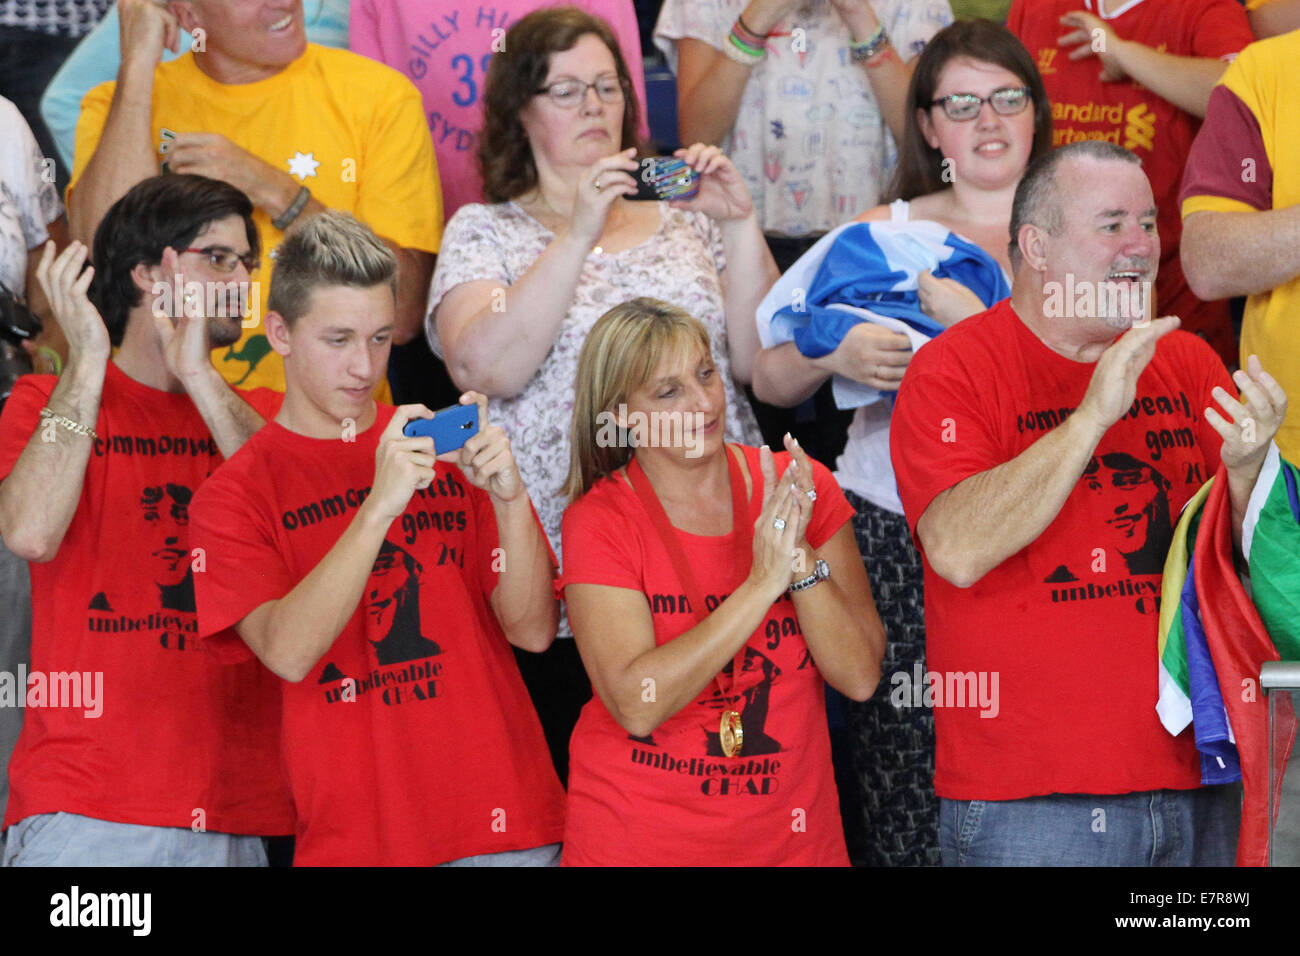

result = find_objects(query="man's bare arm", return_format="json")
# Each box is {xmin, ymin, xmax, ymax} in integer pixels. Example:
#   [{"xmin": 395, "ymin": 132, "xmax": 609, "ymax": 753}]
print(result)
[
  {"xmin": 236, "ymin": 494, "xmax": 394, "ymax": 682},
  {"xmin": 0, "ymin": 243, "xmax": 109, "ymax": 561},
  {"xmin": 916, "ymin": 317, "xmax": 1180, "ymax": 587},
  {"xmin": 917, "ymin": 406, "xmax": 1104, "ymax": 588},
  {"xmin": 383, "ymin": 243, "xmax": 434, "ymax": 346},
  {"xmin": 1182, "ymin": 207, "xmax": 1300, "ymax": 301},
  {"xmin": 68, "ymin": 0, "xmax": 178, "ymax": 244}
]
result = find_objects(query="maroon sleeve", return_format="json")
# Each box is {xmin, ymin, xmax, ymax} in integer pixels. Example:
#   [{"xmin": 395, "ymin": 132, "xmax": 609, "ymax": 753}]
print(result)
[
  {"xmin": 1180, "ymin": 85, "xmax": 1272, "ymax": 213},
  {"xmin": 1188, "ymin": 0, "xmax": 1255, "ymax": 60},
  {"xmin": 0, "ymin": 375, "xmax": 57, "ymax": 481}
]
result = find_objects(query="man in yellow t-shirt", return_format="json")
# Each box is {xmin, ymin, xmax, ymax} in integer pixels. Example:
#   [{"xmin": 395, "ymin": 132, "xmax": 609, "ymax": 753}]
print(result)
[
  {"xmin": 1181, "ymin": 30, "xmax": 1298, "ymax": 461},
  {"xmin": 67, "ymin": 0, "xmax": 442, "ymax": 395}
]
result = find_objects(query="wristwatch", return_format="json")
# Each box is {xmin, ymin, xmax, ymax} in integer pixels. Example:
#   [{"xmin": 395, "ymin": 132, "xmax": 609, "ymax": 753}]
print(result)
[{"xmin": 790, "ymin": 559, "xmax": 830, "ymax": 592}]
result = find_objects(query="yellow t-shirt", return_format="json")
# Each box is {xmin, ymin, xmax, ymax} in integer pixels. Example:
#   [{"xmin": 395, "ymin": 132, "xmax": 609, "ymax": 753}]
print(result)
[
  {"xmin": 70, "ymin": 44, "xmax": 443, "ymax": 395},
  {"xmin": 1181, "ymin": 31, "xmax": 1300, "ymax": 461}
]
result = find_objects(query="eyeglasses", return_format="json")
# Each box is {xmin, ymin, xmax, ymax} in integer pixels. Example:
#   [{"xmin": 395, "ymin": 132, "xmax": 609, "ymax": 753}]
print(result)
[
  {"xmin": 929, "ymin": 86, "xmax": 1032, "ymax": 121},
  {"xmin": 534, "ymin": 76, "xmax": 625, "ymax": 109},
  {"xmin": 180, "ymin": 246, "xmax": 259, "ymax": 274}
]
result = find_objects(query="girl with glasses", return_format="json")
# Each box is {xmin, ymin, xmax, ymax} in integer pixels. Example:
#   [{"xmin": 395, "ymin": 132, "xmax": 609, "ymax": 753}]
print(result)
[{"xmin": 749, "ymin": 19, "xmax": 1052, "ymax": 866}]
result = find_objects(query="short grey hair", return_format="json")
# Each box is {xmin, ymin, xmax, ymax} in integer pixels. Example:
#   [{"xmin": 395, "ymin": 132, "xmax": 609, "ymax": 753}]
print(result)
[
  {"xmin": 1008, "ymin": 141, "xmax": 1142, "ymax": 268},
  {"xmin": 267, "ymin": 210, "xmax": 398, "ymax": 326}
]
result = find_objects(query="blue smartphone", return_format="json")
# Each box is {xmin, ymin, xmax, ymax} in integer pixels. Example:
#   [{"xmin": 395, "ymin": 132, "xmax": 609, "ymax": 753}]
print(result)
[{"xmin": 402, "ymin": 403, "xmax": 479, "ymax": 454}]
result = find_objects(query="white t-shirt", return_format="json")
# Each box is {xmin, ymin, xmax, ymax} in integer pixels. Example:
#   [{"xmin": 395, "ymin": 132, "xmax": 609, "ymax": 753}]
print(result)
[
  {"xmin": 654, "ymin": 0, "xmax": 953, "ymax": 237},
  {"xmin": 0, "ymin": 95, "xmax": 60, "ymax": 296},
  {"xmin": 834, "ymin": 200, "xmax": 1011, "ymax": 514}
]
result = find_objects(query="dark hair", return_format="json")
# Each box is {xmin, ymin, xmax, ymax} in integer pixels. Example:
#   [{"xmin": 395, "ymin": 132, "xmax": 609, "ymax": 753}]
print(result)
[
  {"xmin": 478, "ymin": 5, "xmax": 640, "ymax": 203},
  {"xmin": 1008, "ymin": 140, "xmax": 1142, "ymax": 267},
  {"xmin": 90, "ymin": 174, "xmax": 258, "ymax": 346},
  {"xmin": 267, "ymin": 210, "xmax": 397, "ymax": 326},
  {"xmin": 887, "ymin": 20, "xmax": 1052, "ymax": 203}
]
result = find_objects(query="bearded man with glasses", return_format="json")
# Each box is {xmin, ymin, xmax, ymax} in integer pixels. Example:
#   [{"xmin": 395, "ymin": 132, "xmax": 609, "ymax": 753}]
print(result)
[{"xmin": 0, "ymin": 174, "xmax": 293, "ymax": 867}]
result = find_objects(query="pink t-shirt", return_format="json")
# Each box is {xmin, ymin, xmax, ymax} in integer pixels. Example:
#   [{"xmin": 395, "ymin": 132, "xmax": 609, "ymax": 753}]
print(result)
[{"xmin": 350, "ymin": 0, "xmax": 650, "ymax": 219}]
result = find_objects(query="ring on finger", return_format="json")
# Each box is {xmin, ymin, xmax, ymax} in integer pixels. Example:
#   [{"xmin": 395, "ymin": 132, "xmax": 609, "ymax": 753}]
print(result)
[
  {"xmin": 806, "ymin": 488, "xmax": 817, "ymax": 502},
  {"xmin": 773, "ymin": 517, "xmax": 787, "ymax": 532},
  {"xmin": 593, "ymin": 177, "xmax": 603, "ymax": 193}
]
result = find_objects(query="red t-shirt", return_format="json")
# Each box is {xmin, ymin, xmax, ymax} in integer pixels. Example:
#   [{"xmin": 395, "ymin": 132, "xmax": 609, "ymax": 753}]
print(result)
[
  {"xmin": 559, "ymin": 445, "xmax": 856, "ymax": 866},
  {"xmin": 0, "ymin": 362, "xmax": 292, "ymax": 835},
  {"xmin": 1007, "ymin": 0, "xmax": 1253, "ymax": 365},
  {"xmin": 190, "ymin": 405, "xmax": 566, "ymax": 866},
  {"xmin": 890, "ymin": 299, "xmax": 1234, "ymax": 799}
]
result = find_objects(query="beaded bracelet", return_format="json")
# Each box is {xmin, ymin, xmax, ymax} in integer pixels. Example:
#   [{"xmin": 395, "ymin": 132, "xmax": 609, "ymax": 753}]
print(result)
[
  {"xmin": 725, "ymin": 28, "xmax": 764, "ymax": 64},
  {"xmin": 734, "ymin": 13, "xmax": 767, "ymax": 47},
  {"xmin": 850, "ymin": 23, "xmax": 891, "ymax": 63},
  {"xmin": 725, "ymin": 16, "xmax": 766, "ymax": 64}
]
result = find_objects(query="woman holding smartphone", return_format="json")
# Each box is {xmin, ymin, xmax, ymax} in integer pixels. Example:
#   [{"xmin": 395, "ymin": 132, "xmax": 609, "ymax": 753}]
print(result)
[
  {"xmin": 427, "ymin": 6, "xmax": 777, "ymax": 781},
  {"xmin": 558, "ymin": 298, "xmax": 884, "ymax": 865}
]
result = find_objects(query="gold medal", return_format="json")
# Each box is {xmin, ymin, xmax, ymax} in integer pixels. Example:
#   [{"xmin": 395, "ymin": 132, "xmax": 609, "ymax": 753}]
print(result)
[{"xmin": 719, "ymin": 710, "xmax": 744, "ymax": 757}]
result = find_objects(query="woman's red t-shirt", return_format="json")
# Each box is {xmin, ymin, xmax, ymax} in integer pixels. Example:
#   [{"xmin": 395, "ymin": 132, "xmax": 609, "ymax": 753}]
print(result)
[{"xmin": 560, "ymin": 445, "xmax": 856, "ymax": 866}]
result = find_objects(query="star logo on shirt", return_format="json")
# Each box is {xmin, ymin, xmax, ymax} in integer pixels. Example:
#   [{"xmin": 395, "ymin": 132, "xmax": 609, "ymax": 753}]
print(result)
[{"xmin": 287, "ymin": 151, "xmax": 320, "ymax": 180}]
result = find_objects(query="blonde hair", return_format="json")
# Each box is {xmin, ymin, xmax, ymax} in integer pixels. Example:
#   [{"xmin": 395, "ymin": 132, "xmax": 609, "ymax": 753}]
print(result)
[
  {"xmin": 267, "ymin": 210, "xmax": 398, "ymax": 325},
  {"xmin": 563, "ymin": 298, "xmax": 714, "ymax": 501}
]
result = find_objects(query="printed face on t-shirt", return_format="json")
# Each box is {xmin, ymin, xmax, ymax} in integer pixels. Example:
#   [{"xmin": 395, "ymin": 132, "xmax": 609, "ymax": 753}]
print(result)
[
  {"xmin": 364, "ymin": 540, "xmax": 441, "ymax": 667},
  {"xmin": 1083, "ymin": 452, "xmax": 1172, "ymax": 575},
  {"xmin": 140, "ymin": 482, "xmax": 195, "ymax": 609}
]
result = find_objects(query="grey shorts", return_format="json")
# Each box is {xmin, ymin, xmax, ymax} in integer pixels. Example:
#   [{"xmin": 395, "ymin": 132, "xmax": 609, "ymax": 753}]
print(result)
[
  {"xmin": 438, "ymin": 842, "xmax": 562, "ymax": 867},
  {"xmin": 2, "ymin": 812, "xmax": 269, "ymax": 867}
]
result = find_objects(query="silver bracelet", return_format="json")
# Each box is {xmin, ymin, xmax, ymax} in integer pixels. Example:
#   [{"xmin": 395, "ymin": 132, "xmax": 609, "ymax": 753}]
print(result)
[{"xmin": 790, "ymin": 558, "xmax": 830, "ymax": 593}]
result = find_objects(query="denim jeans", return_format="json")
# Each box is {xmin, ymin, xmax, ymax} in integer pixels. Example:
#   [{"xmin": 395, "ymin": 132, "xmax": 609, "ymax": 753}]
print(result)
[
  {"xmin": 2, "ymin": 812, "xmax": 268, "ymax": 867},
  {"xmin": 940, "ymin": 785, "xmax": 1241, "ymax": 866}
]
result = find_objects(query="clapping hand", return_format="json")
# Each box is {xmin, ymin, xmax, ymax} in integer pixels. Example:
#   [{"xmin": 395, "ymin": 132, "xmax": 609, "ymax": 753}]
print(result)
[
  {"xmin": 1207, "ymin": 355, "xmax": 1288, "ymax": 475},
  {"xmin": 34, "ymin": 241, "xmax": 108, "ymax": 361}
]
